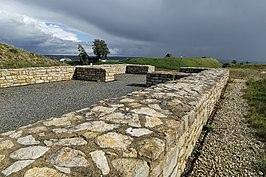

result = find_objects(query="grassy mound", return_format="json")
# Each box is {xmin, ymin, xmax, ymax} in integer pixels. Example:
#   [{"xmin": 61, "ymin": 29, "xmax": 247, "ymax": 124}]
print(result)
[
  {"xmin": 0, "ymin": 43, "xmax": 66, "ymax": 69},
  {"xmin": 105, "ymin": 57, "xmax": 222, "ymax": 70}
]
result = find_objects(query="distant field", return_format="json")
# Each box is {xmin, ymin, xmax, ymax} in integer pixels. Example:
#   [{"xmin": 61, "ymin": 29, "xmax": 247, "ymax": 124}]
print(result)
[
  {"xmin": 105, "ymin": 57, "xmax": 222, "ymax": 70},
  {"xmin": 0, "ymin": 43, "xmax": 65, "ymax": 69}
]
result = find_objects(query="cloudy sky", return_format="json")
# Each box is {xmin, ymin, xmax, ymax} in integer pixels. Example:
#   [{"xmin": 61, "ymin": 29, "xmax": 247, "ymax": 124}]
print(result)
[{"xmin": 0, "ymin": 0, "xmax": 266, "ymax": 62}]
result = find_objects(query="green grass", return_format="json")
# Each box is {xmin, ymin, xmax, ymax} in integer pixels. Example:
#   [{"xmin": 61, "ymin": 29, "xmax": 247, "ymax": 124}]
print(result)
[
  {"xmin": 244, "ymin": 79, "xmax": 266, "ymax": 140},
  {"xmin": 0, "ymin": 43, "xmax": 67, "ymax": 69},
  {"xmin": 105, "ymin": 57, "xmax": 222, "ymax": 70},
  {"xmin": 229, "ymin": 66, "xmax": 266, "ymax": 173}
]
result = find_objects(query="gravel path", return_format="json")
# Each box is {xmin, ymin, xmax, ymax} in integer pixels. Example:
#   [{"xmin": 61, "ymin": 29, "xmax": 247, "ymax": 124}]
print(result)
[
  {"xmin": 190, "ymin": 79, "xmax": 265, "ymax": 176},
  {"xmin": 0, "ymin": 74, "xmax": 146, "ymax": 133}
]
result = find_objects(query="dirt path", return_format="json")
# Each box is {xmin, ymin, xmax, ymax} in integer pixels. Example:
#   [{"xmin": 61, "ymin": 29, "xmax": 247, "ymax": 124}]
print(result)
[{"xmin": 190, "ymin": 79, "xmax": 265, "ymax": 176}]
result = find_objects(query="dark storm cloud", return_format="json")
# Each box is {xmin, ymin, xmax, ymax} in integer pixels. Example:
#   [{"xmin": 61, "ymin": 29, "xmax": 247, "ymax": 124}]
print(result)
[{"xmin": 2, "ymin": 0, "xmax": 266, "ymax": 62}]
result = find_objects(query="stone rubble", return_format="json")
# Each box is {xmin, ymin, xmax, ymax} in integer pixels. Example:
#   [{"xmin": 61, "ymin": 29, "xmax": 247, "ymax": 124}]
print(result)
[{"xmin": 0, "ymin": 68, "xmax": 229, "ymax": 176}]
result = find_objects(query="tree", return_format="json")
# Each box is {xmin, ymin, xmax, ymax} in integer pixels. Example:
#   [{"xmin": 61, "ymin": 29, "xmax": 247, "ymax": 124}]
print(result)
[
  {"xmin": 92, "ymin": 39, "xmax": 110, "ymax": 61},
  {"xmin": 78, "ymin": 44, "xmax": 89, "ymax": 65},
  {"xmin": 231, "ymin": 60, "xmax": 237, "ymax": 64}
]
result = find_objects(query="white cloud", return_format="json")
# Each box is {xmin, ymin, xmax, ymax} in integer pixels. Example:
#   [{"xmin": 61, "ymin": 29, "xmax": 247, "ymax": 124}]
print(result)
[{"xmin": 0, "ymin": 10, "xmax": 80, "ymax": 54}]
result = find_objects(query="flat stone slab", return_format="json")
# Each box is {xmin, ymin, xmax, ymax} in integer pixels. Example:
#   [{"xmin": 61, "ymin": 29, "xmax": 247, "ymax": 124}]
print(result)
[{"xmin": 10, "ymin": 146, "xmax": 50, "ymax": 160}]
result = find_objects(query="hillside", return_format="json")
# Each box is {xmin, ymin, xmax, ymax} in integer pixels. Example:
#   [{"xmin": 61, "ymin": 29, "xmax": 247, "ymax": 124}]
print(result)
[
  {"xmin": 0, "ymin": 43, "xmax": 66, "ymax": 69},
  {"xmin": 106, "ymin": 57, "xmax": 222, "ymax": 70}
]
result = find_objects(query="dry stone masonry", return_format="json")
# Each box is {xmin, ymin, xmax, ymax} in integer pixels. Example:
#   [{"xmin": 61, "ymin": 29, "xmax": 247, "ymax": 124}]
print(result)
[
  {"xmin": 0, "ymin": 68, "xmax": 228, "ymax": 176},
  {"xmin": 146, "ymin": 71, "xmax": 192, "ymax": 87},
  {"xmin": 0, "ymin": 64, "xmax": 155, "ymax": 88},
  {"xmin": 0, "ymin": 66, "xmax": 75, "ymax": 88}
]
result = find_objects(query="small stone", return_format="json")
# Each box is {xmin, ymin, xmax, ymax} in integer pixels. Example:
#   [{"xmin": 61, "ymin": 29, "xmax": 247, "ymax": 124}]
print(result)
[
  {"xmin": 145, "ymin": 116, "xmax": 163, "ymax": 128},
  {"xmin": 126, "ymin": 127, "xmax": 153, "ymax": 137},
  {"xmin": 100, "ymin": 113, "xmax": 141, "ymax": 127},
  {"xmin": 1, "ymin": 160, "xmax": 34, "ymax": 176},
  {"xmin": 128, "ymin": 102, "xmax": 142, "ymax": 108},
  {"xmin": 44, "ymin": 137, "xmax": 87, "ymax": 146},
  {"xmin": 122, "ymin": 148, "xmax": 138, "ymax": 158},
  {"xmin": 120, "ymin": 98, "xmax": 135, "ymax": 103},
  {"xmin": 10, "ymin": 146, "xmax": 50, "ymax": 160},
  {"xmin": 27, "ymin": 126, "xmax": 48, "ymax": 134},
  {"xmin": 1, "ymin": 130, "xmax": 15, "ymax": 136},
  {"xmin": 148, "ymin": 104, "xmax": 162, "ymax": 111},
  {"xmin": 52, "ymin": 128, "xmax": 68, "ymax": 134},
  {"xmin": 72, "ymin": 121, "xmax": 119, "ymax": 132},
  {"xmin": 17, "ymin": 135, "xmax": 40, "ymax": 145},
  {"xmin": 90, "ymin": 150, "xmax": 110, "ymax": 175},
  {"xmin": 9, "ymin": 130, "xmax": 23, "ymax": 139},
  {"xmin": 43, "ymin": 117, "xmax": 71, "ymax": 127},
  {"xmin": 82, "ymin": 131, "xmax": 98, "ymax": 139},
  {"xmin": 138, "ymin": 137, "xmax": 165, "ymax": 160},
  {"xmin": 48, "ymin": 147, "xmax": 89, "ymax": 167},
  {"xmin": 0, "ymin": 155, "xmax": 5, "ymax": 163},
  {"xmin": 91, "ymin": 106, "xmax": 117, "ymax": 115},
  {"xmin": 54, "ymin": 165, "xmax": 71, "ymax": 174},
  {"xmin": 96, "ymin": 132, "xmax": 133, "ymax": 151},
  {"xmin": 24, "ymin": 167, "xmax": 67, "ymax": 177},
  {"xmin": 112, "ymin": 158, "xmax": 149, "ymax": 177},
  {"xmin": 0, "ymin": 140, "xmax": 14, "ymax": 150},
  {"xmin": 131, "ymin": 107, "xmax": 166, "ymax": 118}
]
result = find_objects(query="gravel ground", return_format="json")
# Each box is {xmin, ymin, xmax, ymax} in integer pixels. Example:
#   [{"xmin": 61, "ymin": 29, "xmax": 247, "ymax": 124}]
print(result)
[
  {"xmin": 0, "ymin": 74, "xmax": 146, "ymax": 133},
  {"xmin": 190, "ymin": 79, "xmax": 265, "ymax": 177}
]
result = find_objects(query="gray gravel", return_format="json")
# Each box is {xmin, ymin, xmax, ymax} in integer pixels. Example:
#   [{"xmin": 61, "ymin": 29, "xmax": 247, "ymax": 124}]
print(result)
[
  {"xmin": 190, "ymin": 79, "xmax": 265, "ymax": 177},
  {"xmin": 0, "ymin": 74, "xmax": 146, "ymax": 133}
]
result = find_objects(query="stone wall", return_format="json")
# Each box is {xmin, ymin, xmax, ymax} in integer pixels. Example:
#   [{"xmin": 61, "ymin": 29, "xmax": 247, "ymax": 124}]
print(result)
[
  {"xmin": 179, "ymin": 67, "xmax": 207, "ymax": 73},
  {"xmin": 146, "ymin": 71, "xmax": 192, "ymax": 86},
  {"xmin": 0, "ymin": 64, "xmax": 155, "ymax": 88},
  {"xmin": 126, "ymin": 65, "xmax": 155, "ymax": 74},
  {"xmin": 0, "ymin": 66, "xmax": 75, "ymax": 88},
  {"xmin": 0, "ymin": 68, "xmax": 229, "ymax": 177}
]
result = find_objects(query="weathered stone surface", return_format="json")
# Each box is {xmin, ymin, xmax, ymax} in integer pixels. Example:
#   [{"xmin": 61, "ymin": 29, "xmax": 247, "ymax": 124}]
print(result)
[
  {"xmin": 131, "ymin": 107, "xmax": 166, "ymax": 118},
  {"xmin": 71, "ymin": 121, "xmax": 119, "ymax": 132},
  {"xmin": 145, "ymin": 116, "xmax": 163, "ymax": 128},
  {"xmin": 9, "ymin": 130, "xmax": 22, "ymax": 139},
  {"xmin": 100, "ymin": 113, "xmax": 141, "ymax": 127},
  {"xmin": 91, "ymin": 106, "xmax": 117, "ymax": 115},
  {"xmin": 48, "ymin": 147, "xmax": 89, "ymax": 167},
  {"xmin": 0, "ymin": 140, "xmax": 14, "ymax": 150},
  {"xmin": 0, "ymin": 155, "xmax": 5, "ymax": 163},
  {"xmin": 1, "ymin": 130, "xmax": 15, "ymax": 136},
  {"xmin": 82, "ymin": 131, "xmax": 98, "ymax": 139},
  {"xmin": 90, "ymin": 150, "xmax": 110, "ymax": 175},
  {"xmin": 43, "ymin": 117, "xmax": 71, "ymax": 127},
  {"xmin": 27, "ymin": 126, "xmax": 48, "ymax": 134},
  {"xmin": 10, "ymin": 146, "xmax": 50, "ymax": 160},
  {"xmin": 138, "ymin": 137, "xmax": 165, "ymax": 160},
  {"xmin": 17, "ymin": 135, "xmax": 40, "ymax": 145},
  {"xmin": 1, "ymin": 160, "xmax": 34, "ymax": 176},
  {"xmin": 24, "ymin": 167, "xmax": 67, "ymax": 177},
  {"xmin": 122, "ymin": 148, "xmax": 138, "ymax": 158},
  {"xmin": 126, "ymin": 127, "xmax": 153, "ymax": 137},
  {"xmin": 120, "ymin": 98, "xmax": 135, "ymax": 103},
  {"xmin": 44, "ymin": 137, "xmax": 87, "ymax": 146},
  {"xmin": 96, "ymin": 132, "xmax": 133, "ymax": 151},
  {"xmin": 112, "ymin": 158, "xmax": 149, "ymax": 177},
  {"xmin": 54, "ymin": 165, "xmax": 71, "ymax": 174}
]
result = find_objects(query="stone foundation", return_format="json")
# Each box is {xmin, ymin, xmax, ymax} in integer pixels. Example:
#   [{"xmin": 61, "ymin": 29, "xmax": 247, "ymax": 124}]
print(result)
[
  {"xmin": 179, "ymin": 67, "xmax": 207, "ymax": 73},
  {"xmin": 0, "ymin": 66, "xmax": 75, "ymax": 88},
  {"xmin": 0, "ymin": 64, "xmax": 155, "ymax": 88},
  {"xmin": 0, "ymin": 68, "xmax": 229, "ymax": 177},
  {"xmin": 146, "ymin": 71, "xmax": 191, "ymax": 86}
]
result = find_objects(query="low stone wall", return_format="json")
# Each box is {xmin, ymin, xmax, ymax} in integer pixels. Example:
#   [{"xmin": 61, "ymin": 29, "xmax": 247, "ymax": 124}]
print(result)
[
  {"xmin": 146, "ymin": 71, "xmax": 192, "ymax": 86},
  {"xmin": 74, "ymin": 67, "xmax": 112, "ymax": 82},
  {"xmin": 126, "ymin": 64, "xmax": 155, "ymax": 74},
  {"xmin": 0, "ymin": 66, "xmax": 75, "ymax": 88},
  {"xmin": 179, "ymin": 67, "xmax": 207, "ymax": 73},
  {"xmin": 0, "ymin": 68, "xmax": 228, "ymax": 177},
  {"xmin": 0, "ymin": 64, "xmax": 155, "ymax": 88}
]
